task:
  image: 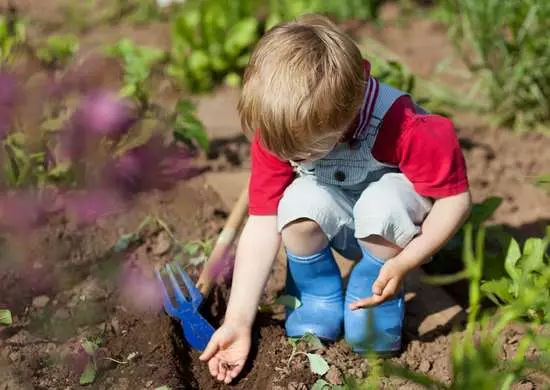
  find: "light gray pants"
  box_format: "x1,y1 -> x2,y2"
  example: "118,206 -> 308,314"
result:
277,173 -> 432,259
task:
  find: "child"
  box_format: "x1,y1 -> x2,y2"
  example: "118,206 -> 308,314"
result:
199,14 -> 471,384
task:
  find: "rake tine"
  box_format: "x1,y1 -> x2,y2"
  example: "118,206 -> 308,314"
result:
165,263 -> 189,304
174,262 -> 203,306
154,267 -> 177,317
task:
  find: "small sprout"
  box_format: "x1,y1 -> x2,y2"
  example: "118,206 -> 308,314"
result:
307,353 -> 330,375
79,338 -> 100,385
0,309 -> 13,325
113,233 -> 139,252
183,242 -> 200,256
154,386 -> 171,390
311,379 -> 331,390
275,295 -> 302,309
81,339 -> 99,356
302,332 -> 324,350
287,332 -> 329,375
79,361 -> 97,385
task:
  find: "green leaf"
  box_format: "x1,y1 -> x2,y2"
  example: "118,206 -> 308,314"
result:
224,17 -> 258,58
311,379 -> 330,390
519,238 -> 547,273
183,242 -> 200,256
504,238 -> 522,281
79,361 -> 96,385
275,295 -> 301,309
469,197 -> 503,226
302,332 -> 324,350
154,386 -> 171,390
173,101 -> 209,152
0,309 -> 13,325
113,233 -> 138,252
81,340 -> 99,356
224,72 -> 241,88
480,278 -> 513,304
306,353 -> 329,375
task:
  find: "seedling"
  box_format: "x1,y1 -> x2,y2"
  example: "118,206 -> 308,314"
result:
0,309 -> 12,325
0,11 -> 26,66
79,338 -> 101,385
36,34 -> 79,69
105,39 -> 166,109
287,332 -> 329,376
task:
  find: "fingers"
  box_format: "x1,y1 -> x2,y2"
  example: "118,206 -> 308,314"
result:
225,360 -> 245,384
349,294 -> 384,309
350,277 -> 400,309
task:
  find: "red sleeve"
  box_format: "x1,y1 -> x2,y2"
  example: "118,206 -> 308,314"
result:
372,96 -> 469,198
248,133 -> 294,215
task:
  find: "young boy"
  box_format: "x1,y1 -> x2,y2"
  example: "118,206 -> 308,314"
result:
199,14 -> 471,384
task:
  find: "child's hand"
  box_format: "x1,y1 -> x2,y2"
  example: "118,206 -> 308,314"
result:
199,321 -> 251,384
349,258 -> 408,309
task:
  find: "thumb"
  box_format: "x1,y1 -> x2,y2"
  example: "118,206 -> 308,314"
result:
199,327 -> 236,361
372,274 -> 390,295
199,332 -> 222,361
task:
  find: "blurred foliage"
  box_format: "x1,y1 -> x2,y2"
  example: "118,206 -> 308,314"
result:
436,0 -> 550,134
381,199 -> 550,389
167,0 -> 386,93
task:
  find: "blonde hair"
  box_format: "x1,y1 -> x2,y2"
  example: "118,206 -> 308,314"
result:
238,14 -> 366,160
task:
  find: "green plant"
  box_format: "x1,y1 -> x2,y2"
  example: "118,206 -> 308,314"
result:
0,12 -> 26,66
287,332 -> 330,376
380,202 -> 550,388
481,229 -> 550,323
36,34 -> 79,69
105,39 -> 166,109
266,0 -> 383,30
167,0 -> 260,93
79,338 -> 101,385
0,308 -> 12,325
437,0 -> 550,133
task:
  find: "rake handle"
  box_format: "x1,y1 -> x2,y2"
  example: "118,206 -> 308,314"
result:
197,182 -> 249,297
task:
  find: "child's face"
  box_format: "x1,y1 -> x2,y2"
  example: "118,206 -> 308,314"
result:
290,128 -> 345,163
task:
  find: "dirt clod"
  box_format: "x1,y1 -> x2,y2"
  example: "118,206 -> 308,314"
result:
32,295 -> 50,308
418,359 -> 432,374
326,365 -> 344,385
152,231 -> 172,256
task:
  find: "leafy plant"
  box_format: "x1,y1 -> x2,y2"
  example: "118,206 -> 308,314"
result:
0,11 -> 26,66
167,0 -> 260,92
79,338 -> 100,385
287,332 -> 330,376
36,34 -> 79,69
481,229 -> 550,323
437,0 -> 550,133
266,0 -> 384,31
105,39 -> 166,109
382,217 -> 550,388
0,308 -> 12,325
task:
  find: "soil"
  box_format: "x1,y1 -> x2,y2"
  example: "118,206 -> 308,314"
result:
1,1 -> 550,390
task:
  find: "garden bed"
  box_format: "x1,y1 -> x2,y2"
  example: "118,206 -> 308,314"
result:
1,1 -> 550,390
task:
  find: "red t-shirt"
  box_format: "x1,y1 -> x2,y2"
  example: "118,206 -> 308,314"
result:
248,64 -> 469,215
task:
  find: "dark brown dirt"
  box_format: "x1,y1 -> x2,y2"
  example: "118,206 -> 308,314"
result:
1,1 -> 550,390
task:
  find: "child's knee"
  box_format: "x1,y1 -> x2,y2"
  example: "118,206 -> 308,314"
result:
281,218 -> 328,257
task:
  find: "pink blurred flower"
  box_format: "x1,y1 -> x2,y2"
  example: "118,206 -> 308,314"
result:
118,258 -> 163,314
106,134 -> 204,197
63,188 -> 126,226
208,250 -> 235,284
72,91 -> 135,138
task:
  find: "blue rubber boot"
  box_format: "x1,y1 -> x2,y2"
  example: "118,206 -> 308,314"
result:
344,248 -> 404,355
284,246 -> 344,341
